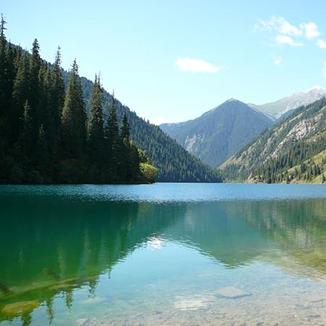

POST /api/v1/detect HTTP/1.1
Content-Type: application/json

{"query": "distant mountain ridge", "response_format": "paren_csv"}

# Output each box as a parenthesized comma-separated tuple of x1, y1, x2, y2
(220, 98, 326, 183)
(160, 99, 273, 167)
(249, 87, 326, 118)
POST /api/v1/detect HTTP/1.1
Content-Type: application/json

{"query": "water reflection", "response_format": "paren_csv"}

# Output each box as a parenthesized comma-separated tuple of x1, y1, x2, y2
(0, 191, 326, 324)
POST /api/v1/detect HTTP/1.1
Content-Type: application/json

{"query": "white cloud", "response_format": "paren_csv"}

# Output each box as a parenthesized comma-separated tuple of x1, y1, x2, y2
(257, 17, 322, 48)
(301, 22, 320, 39)
(275, 35, 303, 47)
(316, 39, 326, 49)
(176, 58, 222, 73)
(273, 56, 283, 65)
(257, 16, 302, 36)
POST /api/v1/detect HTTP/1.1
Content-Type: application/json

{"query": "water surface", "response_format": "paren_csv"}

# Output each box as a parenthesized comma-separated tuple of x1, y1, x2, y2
(0, 184, 326, 325)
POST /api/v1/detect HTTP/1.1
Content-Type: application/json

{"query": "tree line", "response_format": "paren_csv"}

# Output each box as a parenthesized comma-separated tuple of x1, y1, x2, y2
(0, 16, 156, 184)
(253, 137, 326, 184)
(78, 74, 222, 183)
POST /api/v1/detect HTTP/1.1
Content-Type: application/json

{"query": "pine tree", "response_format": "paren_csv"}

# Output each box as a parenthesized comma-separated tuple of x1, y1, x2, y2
(88, 75, 104, 162)
(20, 101, 34, 156)
(12, 53, 30, 139)
(0, 14, 9, 149)
(61, 60, 86, 160)
(36, 124, 49, 175)
(38, 64, 51, 131)
(119, 111, 133, 180)
(104, 95, 120, 181)
(29, 39, 41, 142)
(49, 47, 65, 155)
(121, 111, 130, 142)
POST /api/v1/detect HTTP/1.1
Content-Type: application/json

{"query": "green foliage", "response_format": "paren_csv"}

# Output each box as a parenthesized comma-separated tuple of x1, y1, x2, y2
(0, 24, 155, 184)
(140, 163, 159, 183)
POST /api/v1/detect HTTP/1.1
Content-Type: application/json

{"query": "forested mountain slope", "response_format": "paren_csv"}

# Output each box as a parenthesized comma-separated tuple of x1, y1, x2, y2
(160, 99, 273, 167)
(0, 24, 157, 184)
(77, 77, 221, 182)
(0, 21, 220, 183)
(220, 99, 326, 183)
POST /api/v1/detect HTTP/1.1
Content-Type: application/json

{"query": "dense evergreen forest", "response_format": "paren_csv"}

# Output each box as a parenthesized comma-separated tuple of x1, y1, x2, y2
(0, 17, 221, 184)
(254, 134, 326, 183)
(0, 17, 157, 184)
(78, 76, 222, 182)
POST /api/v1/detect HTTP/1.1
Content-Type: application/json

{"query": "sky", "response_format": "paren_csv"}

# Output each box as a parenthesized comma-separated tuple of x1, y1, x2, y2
(2, 0, 326, 123)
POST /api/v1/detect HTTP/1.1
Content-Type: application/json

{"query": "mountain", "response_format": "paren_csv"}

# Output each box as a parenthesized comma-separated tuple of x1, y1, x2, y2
(160, 99, 273, 167)
(249, 87, 326, 118)
(220, 98, 326, 183)
(79, 77, 221, 182)
(0, 31, 221, 183)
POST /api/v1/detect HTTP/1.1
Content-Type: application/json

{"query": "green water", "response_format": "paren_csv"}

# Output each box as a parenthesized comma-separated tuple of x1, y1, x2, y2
(0, 184, 326, 325)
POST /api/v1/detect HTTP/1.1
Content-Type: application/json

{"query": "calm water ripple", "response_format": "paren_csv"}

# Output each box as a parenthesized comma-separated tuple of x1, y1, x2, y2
(0, 184, 326, 325)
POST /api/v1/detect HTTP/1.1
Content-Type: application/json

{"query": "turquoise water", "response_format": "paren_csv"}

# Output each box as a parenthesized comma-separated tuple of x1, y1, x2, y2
(0, 184, 326, 325)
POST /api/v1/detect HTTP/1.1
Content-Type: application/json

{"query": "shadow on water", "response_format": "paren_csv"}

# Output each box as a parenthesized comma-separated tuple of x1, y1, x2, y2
(0, 187, 325, 324)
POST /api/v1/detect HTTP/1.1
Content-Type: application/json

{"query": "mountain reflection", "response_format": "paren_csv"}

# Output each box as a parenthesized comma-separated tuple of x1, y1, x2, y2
(0, 194, 326, 324)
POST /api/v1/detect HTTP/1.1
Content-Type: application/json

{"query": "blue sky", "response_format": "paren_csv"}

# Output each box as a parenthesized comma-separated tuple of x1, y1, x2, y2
(2, 0, 326, 123)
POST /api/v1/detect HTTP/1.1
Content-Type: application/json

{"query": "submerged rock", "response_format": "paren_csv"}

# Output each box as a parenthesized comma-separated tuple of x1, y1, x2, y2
(216, 287, 251, 299)
(82, 297, 106, 305)
(174, 294, 215, 311)
(1, 300, 39, 316)
(76, 318, 90, 326)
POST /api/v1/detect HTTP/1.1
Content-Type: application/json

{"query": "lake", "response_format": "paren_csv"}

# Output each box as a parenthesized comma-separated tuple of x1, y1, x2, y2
(0, 183, 326, 325)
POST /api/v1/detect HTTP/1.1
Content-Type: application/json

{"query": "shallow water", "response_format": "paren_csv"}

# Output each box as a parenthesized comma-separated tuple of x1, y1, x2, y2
(0, 183, 326, 325)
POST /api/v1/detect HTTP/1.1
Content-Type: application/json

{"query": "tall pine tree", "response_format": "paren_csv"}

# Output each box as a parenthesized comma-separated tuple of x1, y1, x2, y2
(61, 60, 86, 160)
(12, 53, 30, 140)
(104, 95, 120, 181)
(48, 47, 65, 156)
(88, 74, 104, 161)
(29, 39, 41, 143)
(0, 14, 9, 149)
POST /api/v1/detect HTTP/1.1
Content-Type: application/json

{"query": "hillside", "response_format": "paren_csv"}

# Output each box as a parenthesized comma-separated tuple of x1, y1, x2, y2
(78, 77, 221, 182)
(160, 99, 273, 167)
(0, 34, 161, 184)
(220, 99, 326, 183)
(250, 87, 326, 118)
(0, 34, 221, 182)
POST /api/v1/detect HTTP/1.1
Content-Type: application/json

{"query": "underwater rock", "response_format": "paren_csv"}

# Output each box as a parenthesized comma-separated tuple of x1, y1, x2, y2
(1, 300, 39, 316)
(216, 287, 251, 299)
(82, 297, 106, 305)
(174, 294, 215, 311)
(76, 318, 90, 326)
